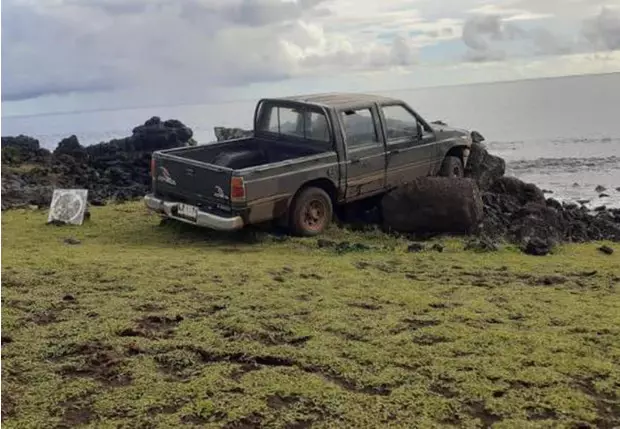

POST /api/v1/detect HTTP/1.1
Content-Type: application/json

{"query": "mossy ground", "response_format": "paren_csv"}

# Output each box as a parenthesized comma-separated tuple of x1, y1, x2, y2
(2, 202, 619, 428)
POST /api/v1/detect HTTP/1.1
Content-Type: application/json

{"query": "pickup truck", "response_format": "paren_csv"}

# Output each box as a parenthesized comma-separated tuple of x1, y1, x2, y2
(145, 92, 476, 236)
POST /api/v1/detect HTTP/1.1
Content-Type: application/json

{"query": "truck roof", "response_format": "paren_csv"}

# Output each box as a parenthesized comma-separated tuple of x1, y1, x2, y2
(273, 92, 401, 110)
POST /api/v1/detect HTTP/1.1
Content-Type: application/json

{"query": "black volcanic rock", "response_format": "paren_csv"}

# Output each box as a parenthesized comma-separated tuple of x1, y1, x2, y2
(1, 117, 195, 210)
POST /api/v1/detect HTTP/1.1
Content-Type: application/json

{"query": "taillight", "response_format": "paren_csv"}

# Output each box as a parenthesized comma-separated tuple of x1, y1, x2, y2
(150, 157, 156, 178)
(230, 176, 246, 202)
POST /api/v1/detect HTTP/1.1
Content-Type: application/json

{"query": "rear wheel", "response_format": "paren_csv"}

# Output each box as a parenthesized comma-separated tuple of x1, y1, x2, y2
(439, 155, 464, 178)
(290, 187, 333, 237)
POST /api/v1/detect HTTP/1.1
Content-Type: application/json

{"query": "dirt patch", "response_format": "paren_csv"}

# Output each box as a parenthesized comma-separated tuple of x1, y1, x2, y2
(412, 333, 452, 346)
(180, 345, 393, 396)
(147, 401, 186, 416)
(181, 410, 227, 425)
(285, 420, 313, 429)
(1, 275, 29, 290)
(429, 301, 461, 309)
(534, 275, 567, 286)
(31, 310, 60, 325)
(180, 345, 296, 368)
(117, 314, 183, 339)
(154, 349, 202, 379)
(348, 302, 382, 311)
(217, 325, 311, 347)
(56, 400, 94, 428)
(574, 378, 620, 428)
(299, 273, 324, 280)
(465, 401, 502, 428)
(525, 406, 558, 420)
(188, 304, 228, 319)
(223, 413, 263, 429)
(1, 393, 16, 422)
(429, 381, 459, 398)
(3, 299, 35, 312)
(266, 394, 301, 410)
(124, 343, 147, 356)
(326, 327, 367, 342)
(164, 284, 198, 295)
(402, 317, 441, 330)
(132, 303, 167, 312)
(322, 372, 393, 395)
(27, 301, 73, 325)
(230, 363, 261, 382)
(54, 341, 131, 387)
(354, 261, 371, 270)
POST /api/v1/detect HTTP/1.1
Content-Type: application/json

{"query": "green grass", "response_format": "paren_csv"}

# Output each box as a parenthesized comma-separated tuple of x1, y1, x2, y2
(2, 202, 619, 428)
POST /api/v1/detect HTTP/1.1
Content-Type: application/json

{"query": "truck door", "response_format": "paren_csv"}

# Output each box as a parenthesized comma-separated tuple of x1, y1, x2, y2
(340, 105, 387, 201)
(379, 103, 436, 187)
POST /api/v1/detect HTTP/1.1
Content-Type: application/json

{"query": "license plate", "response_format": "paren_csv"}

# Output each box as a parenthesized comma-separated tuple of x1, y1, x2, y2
(177, 203, 198, 220)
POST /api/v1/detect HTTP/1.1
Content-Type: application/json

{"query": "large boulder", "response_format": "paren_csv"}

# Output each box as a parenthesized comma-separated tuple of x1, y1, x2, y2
(381, 177, 484, 234)
(464, 142, 506, 190)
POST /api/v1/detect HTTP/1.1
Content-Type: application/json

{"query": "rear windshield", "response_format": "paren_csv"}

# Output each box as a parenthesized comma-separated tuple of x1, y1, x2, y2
(256, 103, 330, 143)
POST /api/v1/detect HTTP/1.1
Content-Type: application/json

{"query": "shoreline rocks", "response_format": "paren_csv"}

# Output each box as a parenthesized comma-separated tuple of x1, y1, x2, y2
(1, 117, 194, 210)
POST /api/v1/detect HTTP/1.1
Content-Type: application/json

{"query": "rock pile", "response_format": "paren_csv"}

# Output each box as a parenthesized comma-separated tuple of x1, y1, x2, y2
(460, 143, 620, 254)
(1, 117, 195, 210)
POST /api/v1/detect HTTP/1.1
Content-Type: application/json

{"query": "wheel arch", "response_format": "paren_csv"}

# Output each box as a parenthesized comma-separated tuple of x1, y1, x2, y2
(288, 178, 338, 209)
(443, 144, 471, 168)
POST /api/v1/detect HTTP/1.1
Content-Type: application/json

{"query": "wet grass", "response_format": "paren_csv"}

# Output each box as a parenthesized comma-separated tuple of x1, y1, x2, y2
(2, 202, 619, 428)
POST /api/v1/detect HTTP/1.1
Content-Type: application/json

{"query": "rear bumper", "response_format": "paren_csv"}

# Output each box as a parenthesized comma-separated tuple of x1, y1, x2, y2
(144, 194, 244, 231)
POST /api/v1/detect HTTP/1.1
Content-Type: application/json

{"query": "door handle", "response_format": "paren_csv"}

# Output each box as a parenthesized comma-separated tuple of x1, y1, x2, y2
(350, 159, 361, 164)
(390, 149, 400, 155)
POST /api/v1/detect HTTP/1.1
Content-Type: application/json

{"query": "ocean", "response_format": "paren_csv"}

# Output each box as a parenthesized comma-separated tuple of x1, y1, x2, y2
(2, 73, 620, 208)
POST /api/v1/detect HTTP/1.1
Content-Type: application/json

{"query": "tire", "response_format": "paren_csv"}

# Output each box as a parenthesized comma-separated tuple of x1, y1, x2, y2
(439, 155, 464, 178)
(289, 187, 333, 237)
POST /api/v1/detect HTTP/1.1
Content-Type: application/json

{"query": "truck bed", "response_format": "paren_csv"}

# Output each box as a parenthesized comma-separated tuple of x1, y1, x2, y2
(168, 138, 330, 170)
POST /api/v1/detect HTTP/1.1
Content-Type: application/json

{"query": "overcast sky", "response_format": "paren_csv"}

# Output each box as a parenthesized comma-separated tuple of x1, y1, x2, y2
(2, 0, 620, 116)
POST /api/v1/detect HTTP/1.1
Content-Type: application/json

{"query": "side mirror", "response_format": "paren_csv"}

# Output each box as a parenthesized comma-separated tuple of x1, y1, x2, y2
(416, 122, 423, 139)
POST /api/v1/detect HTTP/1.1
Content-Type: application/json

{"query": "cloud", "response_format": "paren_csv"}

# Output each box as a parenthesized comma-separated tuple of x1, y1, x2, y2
(461, 14, 529, 61)
(460, 1, 620, 61)
(582, 6, 620, 50)
(1, 0, 426, 103)
(2, 0, 620, 106)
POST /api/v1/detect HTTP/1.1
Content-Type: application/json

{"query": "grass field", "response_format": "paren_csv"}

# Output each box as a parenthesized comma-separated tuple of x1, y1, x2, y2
(1, 202, 619, 428)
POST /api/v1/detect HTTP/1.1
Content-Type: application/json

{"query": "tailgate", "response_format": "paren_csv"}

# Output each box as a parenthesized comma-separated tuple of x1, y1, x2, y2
(153, 153, 233, 208)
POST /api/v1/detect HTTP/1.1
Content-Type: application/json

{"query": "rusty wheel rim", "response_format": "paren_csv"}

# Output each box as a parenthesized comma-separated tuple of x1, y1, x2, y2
(302, 199, 327, 231)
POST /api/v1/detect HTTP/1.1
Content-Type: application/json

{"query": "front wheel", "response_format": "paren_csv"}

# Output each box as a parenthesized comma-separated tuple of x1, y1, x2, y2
(439, 155, 464, 178)
(289, 187, 333, 237)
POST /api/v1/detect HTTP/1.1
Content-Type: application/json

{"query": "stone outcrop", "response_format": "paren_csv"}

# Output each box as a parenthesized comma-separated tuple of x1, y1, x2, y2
(1, 117, 194, 210)
(464, 142, 506, 190)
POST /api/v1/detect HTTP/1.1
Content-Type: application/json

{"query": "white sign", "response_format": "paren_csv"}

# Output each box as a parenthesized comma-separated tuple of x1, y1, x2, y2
(48, 189, 89, 225)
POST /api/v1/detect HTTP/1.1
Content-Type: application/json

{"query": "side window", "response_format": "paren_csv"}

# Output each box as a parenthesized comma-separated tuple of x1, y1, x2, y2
(382, 105, 418, 141)
(265, 106, 329, 141)
(268, 106, 301, 135)
(340, 108, 379, 147)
